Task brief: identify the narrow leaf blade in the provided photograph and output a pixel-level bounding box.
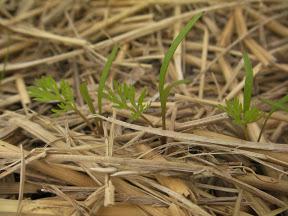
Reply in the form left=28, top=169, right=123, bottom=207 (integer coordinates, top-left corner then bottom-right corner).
left=159, top=13, right=202, bottom=94
left=158, top=13, right=202, bottom=131
left=80, top=82, right=96, bottom=114
left=98, top=45, right=119, bottom=114
left=243, top=52, right=254, bottom=113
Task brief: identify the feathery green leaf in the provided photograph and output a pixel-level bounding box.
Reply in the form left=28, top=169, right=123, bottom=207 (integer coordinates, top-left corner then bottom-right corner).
left=28, top=76, right=75, bottom=114
left=104, top=81, right=151, bottom=120
left=261, top=95, right=288, bottom=113
left=219, top=52, right=263, bottom=126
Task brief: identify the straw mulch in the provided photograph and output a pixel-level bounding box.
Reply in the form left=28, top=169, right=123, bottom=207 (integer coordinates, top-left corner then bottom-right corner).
left=1, top=1, right=288, bottom=215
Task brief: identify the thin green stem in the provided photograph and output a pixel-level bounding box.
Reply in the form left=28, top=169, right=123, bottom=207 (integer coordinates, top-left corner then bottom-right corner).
left=140, top=114, right=154, bottom=127
left=161, top=111, right=167, bottom=144
left=94, top=118, right=103, bottom=135
left=97, top=118, right=104, bottom=135
left=257, top=112, right=272, bottom=142
left=127, top=106, right=154, bottom=127
left=242, top=125, right=249, bottom=141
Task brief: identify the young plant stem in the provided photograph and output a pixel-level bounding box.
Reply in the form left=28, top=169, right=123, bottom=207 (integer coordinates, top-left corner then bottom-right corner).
left=242, top=125, right=249, bottom=141
left=97, top=113, right=104, bottom=135
left=158, top=13, right=202, bottom=144
left=95, top=117, right=103, bottom=135
left=93, top=118, right=102, bottom=135
left=98, top=45, right=119, bottom=135
left=140, top=114, right=154, bottom=127
left=257, top=112, right=272, bottom=142
left=91, top=114, right=102, bottom=135
left=79, top=82, right=103, bottom=134
left=161, top=113, right=167, bottom=144
left=126, top=106, right=154, bottom=127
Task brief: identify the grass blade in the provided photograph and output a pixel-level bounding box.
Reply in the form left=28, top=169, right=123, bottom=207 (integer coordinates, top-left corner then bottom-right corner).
left=158, top=13, right=202, bottom=95
left=80, top=82, right=96, bottom=114
left=98, top=45, right=119, bottom=114
left=243, top=51, right=253, bottom=113
left=158, top=13, right=202, bottom=132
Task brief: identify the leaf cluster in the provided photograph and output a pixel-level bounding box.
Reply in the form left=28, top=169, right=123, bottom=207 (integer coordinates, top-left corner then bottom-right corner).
left=105, top=81, right=151, bottom=120
left=261, top=95, right=288, bottom=113
left=219, top=98, right=262, bottom=125
left=218, top=52, right=262, bottom=126
left=28, top=76, right=74, bottom=114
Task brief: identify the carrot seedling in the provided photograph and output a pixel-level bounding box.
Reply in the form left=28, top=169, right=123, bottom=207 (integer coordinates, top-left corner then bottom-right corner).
left=29, top=76, right=74, bottom=114
left=104, top=81, right=152, bottom=126
left=79, top=45, right=119, bottom=134
left=158, top=13, right=202, bottom=142
left=219, top=52, right=262, bottom=138
left=29, top=76, right=97, bottom=134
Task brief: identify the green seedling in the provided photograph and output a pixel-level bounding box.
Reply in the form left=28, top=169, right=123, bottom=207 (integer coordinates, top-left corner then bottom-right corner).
left=158, top=13, right=202, bottom=143
left=98, top=45, right=119, bottom=115
left=79, top=45, right=118, bottom=134
left=79, top=82, right=102, bottom=133
left=105, top=81, right=152, bottom=126
left=219, top=52, right=263, bottom=138
left=80, top=82, right=96, bottom=114
left=258, top=94, right=288, bottom=141
left=29, top=76, right=74, bottom=113
left=29, top=76, right=97, bottom=134
left=96, top=45, right=119, bottom=131
left=28, top=45, right=119, bottom=135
